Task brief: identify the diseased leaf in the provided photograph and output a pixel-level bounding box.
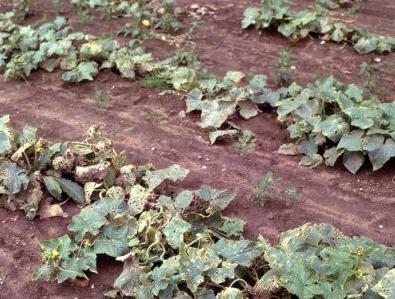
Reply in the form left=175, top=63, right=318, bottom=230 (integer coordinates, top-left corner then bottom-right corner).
left=213, top=239, right=262, bottom=267
left=200, top=100, right=237, bottom=129
left=164, top=215, right=191, bottom=249
left=220, top=217, right=245, bottom=237
left=128, top=184, right=149, bottom=216
left=209, top=129, right=239, bottom=145
left=372, top=269, right=395, bottom=298
left=195, top=186, right=236, bottom=213
left=0, top=160, right=29, bottom=194
left=143, top=164, right=189, bottom=190
left=174, top=190, right=193, bottom=211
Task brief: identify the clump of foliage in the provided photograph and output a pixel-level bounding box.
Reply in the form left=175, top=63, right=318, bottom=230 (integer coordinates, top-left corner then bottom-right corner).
left=252, top=171, right=300, bottom=207
left=316, top=0, right=367, bottom=13
left=242, top=0, right=395, bottom=54
left=186, top=72, right=287, bottom=130
left=272, top=47, right=295, bottom=86
left=0, top=14, right=158, bottom=81
left=274, top=76, right=395, bottom=173
left=256, top=223, right=395, bottom=298
left=54, top=0, right=182, bottom=36
left=12, top=0, right=32, bottom=20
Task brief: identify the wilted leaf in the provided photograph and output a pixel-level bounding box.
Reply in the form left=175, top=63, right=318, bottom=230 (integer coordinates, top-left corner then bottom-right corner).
left=143, top=164, right=189, bottom=190
left=209, top=129, right=239, bottom=145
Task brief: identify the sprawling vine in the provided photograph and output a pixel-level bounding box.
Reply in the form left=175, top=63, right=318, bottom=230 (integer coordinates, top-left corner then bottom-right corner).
left=242, top=0, right=395, bottom=54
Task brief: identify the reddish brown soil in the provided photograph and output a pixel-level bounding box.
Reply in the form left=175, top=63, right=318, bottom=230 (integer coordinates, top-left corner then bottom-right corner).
left=0, top=0, right=395, bottom=298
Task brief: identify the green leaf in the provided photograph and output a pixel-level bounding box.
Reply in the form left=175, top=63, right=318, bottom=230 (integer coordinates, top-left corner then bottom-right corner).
left=149, top=256, right=180, bottom=296
left=55, top=178, right=85, bottom=205
left=0, top=132, right=12, bottom=155
left=354, top=37, right=378, bottom=54
left=368, top=138, right=395, bottom=171
left=337, top=130, right=364, bottom=151
left=94, top=223, right=132, bottom=257
left=43, top=176, right=62, bottom=200
left=342, top=151, right=365, bottom=174
left=39, top=235, right=75, bottom=260
left=242, top=7, right=260, bottom=29
left=61, top=61, right=99, bottom=82
left=186, top=88, right=203, bottom=113
left=68, top=198, right=127, bottom=241
left=164, top=215, right=191, bottom=249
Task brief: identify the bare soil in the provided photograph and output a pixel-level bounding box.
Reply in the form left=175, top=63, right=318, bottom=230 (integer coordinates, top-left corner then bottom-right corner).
left=0, top=0, right=395, bottom=298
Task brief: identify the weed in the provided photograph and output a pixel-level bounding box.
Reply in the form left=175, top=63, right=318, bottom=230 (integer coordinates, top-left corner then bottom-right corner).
left=252, top=171, right=301, bottom=207
left=272, top=48, right=295, bottom=86
left=358, top=59, right=382, bottom=96
left=93, top=89, right=112, bottom=109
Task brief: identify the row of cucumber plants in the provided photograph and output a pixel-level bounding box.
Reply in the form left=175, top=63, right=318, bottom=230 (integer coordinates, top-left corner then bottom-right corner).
left=0, top=115, right=394, bottom=298
left=242, top=0, right=395, bottom=54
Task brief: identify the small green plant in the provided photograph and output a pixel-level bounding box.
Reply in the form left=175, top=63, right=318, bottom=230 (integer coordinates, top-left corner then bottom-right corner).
left=142, top=70, right=172, bottom=88
left=92, top=89, right=112, bottom=109
left=358, top=59, right=382, bottom=96
left=233, top=130, right=256, bottom=156
left=252, top=171, right=301, bottom=207
left=12, top=0, right=32, bottom=20
left=272, top=48, right=295, bottom=85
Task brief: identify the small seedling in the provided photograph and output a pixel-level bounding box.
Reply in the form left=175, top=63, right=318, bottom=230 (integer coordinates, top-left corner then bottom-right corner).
left=252, top=171, right=301, bottom=207
left=358, top=59, right=382, bottom=96
left=233, top=130, right=256, bottom=156
left=92, top=89, right=112, bottom=109
left=272, top=48, right=295, bottom=86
